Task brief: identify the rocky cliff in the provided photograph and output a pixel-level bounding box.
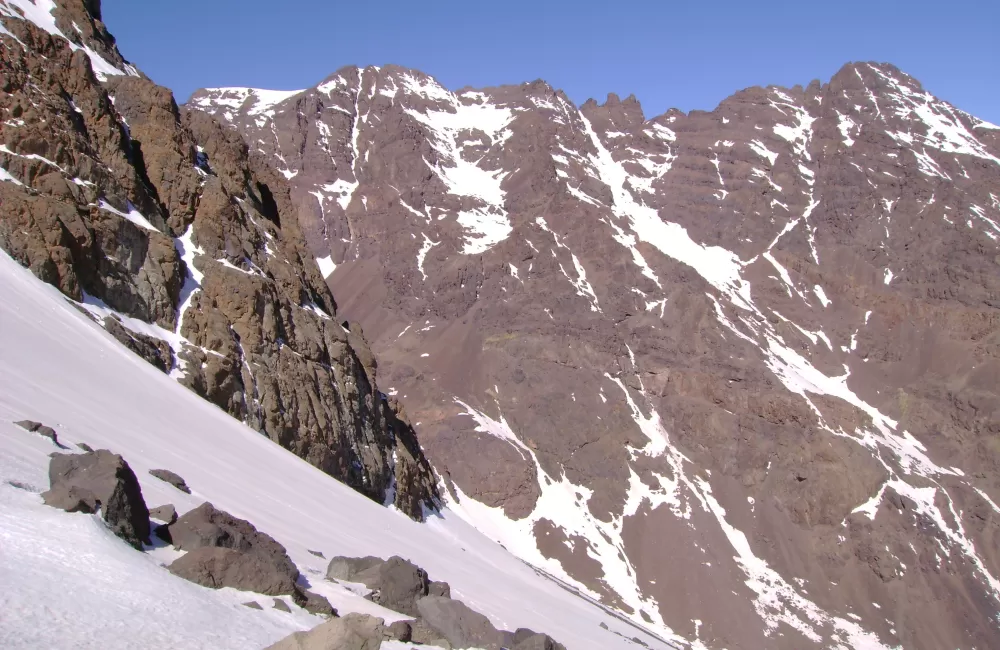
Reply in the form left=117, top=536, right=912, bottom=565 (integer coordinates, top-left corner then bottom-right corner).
left=0, top=0, right=438, bottom=519
left=191, top=63, right=1000, bottom=648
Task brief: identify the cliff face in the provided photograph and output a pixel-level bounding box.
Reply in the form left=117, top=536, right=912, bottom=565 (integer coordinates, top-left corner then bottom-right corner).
left=191, top=62, right=1000, bottom=648
left=0, top=0, right=438, bottom=519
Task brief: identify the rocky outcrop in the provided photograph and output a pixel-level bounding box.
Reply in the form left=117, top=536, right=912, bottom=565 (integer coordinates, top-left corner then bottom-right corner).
left=192, top=62, right=1000, bottom=648
left=0, top=0, right=438, bottom=519
left=41, top=449, right=150, bottom=549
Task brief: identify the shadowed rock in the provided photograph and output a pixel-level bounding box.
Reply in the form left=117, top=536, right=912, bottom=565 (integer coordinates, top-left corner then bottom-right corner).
left=168, top=547, right=298, bottom=595
left=42, top=450, right=150, bottom=549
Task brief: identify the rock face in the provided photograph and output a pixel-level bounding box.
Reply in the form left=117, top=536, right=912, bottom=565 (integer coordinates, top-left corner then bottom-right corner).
left=264, top=613, right=385, bottom=650
left=0, top=0, right=438, bottom=519
left=191, top=63, right=1000, bottom=648
left=42, top=449, right=150, bottom=549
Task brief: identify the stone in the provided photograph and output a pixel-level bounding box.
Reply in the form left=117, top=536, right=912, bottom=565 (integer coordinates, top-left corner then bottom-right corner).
left=243, top=601, right=263, bottom=610
left=326, top=555, right=385, bottom=582
left=163, top=502, right=298, bottom=583
left=77, top=442, right=94, bottom=452
left=307, top=549, right=325, bottom=559
left=428, top=580, right=451, bottom=598
left=415, top=595, right=506, bottom=650
left=148, top=504, right=177, bottom=524
left=272, top=598, right=291, bottom=613
left=42, top=450, right=150, bottom=549
left=512, top=630, right=567, bottom=650
left=361, top=556, right=429, bottom=617
left=14, top=420, right=42, bottom=432
left=385, top=620, right=412, bottom=642
left=299, top=589, right=336, bottom=617
left=263, top=613, right=385, bottom=650
left=149, top=468, right=191, bottom=494
left=168, top=547, right=298, bottom=596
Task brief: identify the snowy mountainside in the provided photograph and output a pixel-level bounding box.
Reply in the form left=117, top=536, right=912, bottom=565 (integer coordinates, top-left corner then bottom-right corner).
left=192, top=62, right=1000, bottom=649
left=0, top=249, right=655, bottom=650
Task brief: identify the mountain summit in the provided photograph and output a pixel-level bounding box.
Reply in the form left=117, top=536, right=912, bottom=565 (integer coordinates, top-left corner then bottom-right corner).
left=190, top=62, right=1000, bottom=648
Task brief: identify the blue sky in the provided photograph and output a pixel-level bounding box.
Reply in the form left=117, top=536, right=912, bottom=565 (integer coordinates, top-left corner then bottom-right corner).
left=104, top=0, right=999, bottom=123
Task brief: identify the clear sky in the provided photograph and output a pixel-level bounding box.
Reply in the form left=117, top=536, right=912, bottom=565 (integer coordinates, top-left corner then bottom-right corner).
left=103, top=0, right=999, bottom=123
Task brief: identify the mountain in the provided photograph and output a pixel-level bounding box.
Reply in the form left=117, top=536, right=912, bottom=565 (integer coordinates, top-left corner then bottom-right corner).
left=189, top=62, right=1000, bottom=648
left=0, top=0, right=438, bottom=518
left=0, top=249, right=641, bottom=650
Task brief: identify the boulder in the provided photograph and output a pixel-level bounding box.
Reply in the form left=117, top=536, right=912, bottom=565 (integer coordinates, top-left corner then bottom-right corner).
left=273, top=598, right=291, bottom=613
left=362, top=556, right=429, bottom=617
left=14, top=420, right=42, bottom=432
left=163, top=502, right=298, bottom=580
left=167, top=547, right=298, bottom=595
left=415, top=595, right=506, bottom=650
left=264, top=613, right=385, bottom=650
left=77, top=442, right=94, bottom=452
left=300, top=589, right=336, bottom=617
left=149, top=504, right=177, bottom=524
left=428, top=580, right=451, bottom=598
left=511, top=629, right=567, bottom=650
left=42, top=450, right=150, bottom=549
left=326, top=555, right=384, bottom=582
left=385, top=620, right=412, bottom=642
left=243, top=601, right=263, bottom=610
left=149, top=468, right=191, bottom=494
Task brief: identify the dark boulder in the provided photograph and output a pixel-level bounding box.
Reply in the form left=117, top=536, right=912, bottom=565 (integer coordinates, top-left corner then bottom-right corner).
left=42, top=450, right=150, bottom=549
left=361, top=556, right=429, bottom=617
left=168, top=547, right=298, bottom=595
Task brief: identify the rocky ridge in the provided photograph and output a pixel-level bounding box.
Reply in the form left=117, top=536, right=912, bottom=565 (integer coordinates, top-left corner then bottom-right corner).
left=0, top=0, right=438, bottom=519
left=191, top=61, right=1000, bottom=648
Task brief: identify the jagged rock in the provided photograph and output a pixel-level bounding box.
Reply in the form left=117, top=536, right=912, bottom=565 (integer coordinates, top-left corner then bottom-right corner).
left=385, top=620, right=412, bottom=642
left=272, top=598, right=291, bottom=613
left=307, top=549, right=325, bottom=559
left=103, top=316, right=173, bottom=372
left=326, top=555, right=385, bottom=582
left=14, top=420, right=42, bottom=432
left=415, top=596, right=506, bottom=650
left=167, top=547, right=298, bottom=595
left=41, top=450, right=150, bottom=549
left=0, top=9, right=438, bottom=524
left=263, top=613, right=385, bottom=650
left=148, top=468, right=191, bottom=494
left=148, top=504, right=177, bottom=524
left=243, top=601, right=263, bottom=610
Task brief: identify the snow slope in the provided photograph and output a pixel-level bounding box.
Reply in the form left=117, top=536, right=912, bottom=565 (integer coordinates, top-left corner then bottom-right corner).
left=0, top=249, right=664, bottom=650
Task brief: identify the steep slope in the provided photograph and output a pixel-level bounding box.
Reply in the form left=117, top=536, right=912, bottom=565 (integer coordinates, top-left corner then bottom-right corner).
left=192, top=64, right=1000, bottom=648
left=0, top=249, right=654, bottom=650
left=0, top=0, right=437, bottom=517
